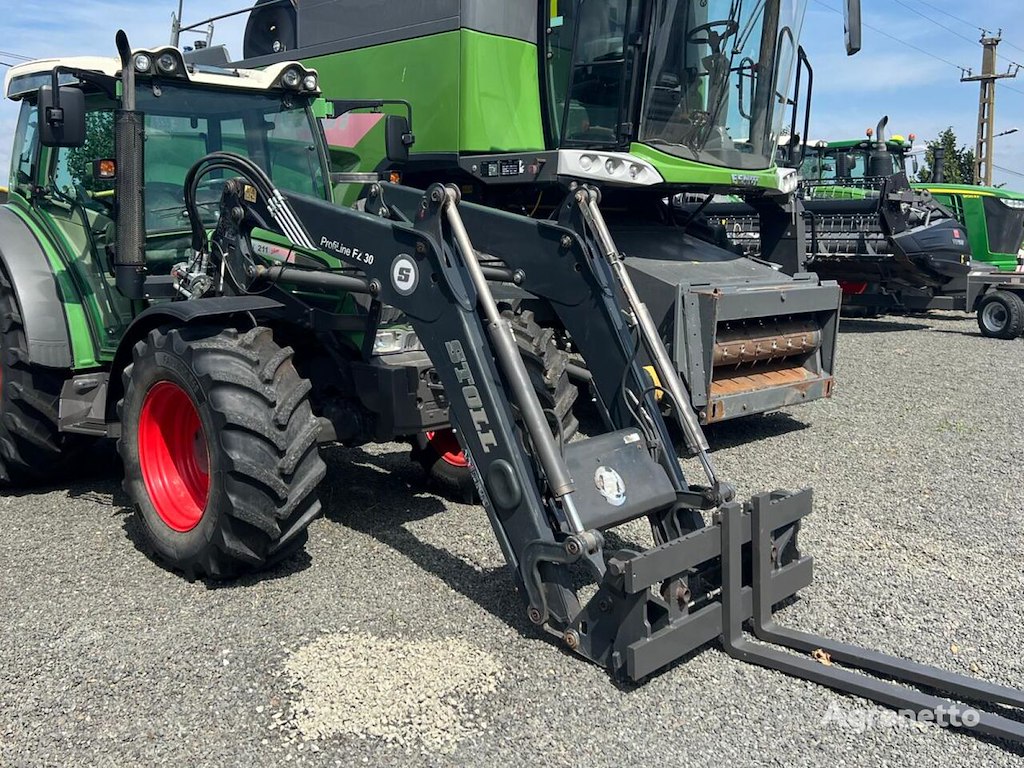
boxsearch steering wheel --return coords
[687,20,739,54]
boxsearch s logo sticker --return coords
[391,255,419,296]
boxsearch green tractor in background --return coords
[805,128,1024,273]
[202,0,868,459]
[799,125,1024,337]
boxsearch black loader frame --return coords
[193,150,1024,741]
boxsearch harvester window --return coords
[639,0,807,171]
[546,0,640,145]
[983,196,1024,256]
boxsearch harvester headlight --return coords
[578,154,595,171]
[133,53,153,73]
[604,158,619,175]
[999,198,1024,210]
[281,68,302,89]
[776,168,799,195]
[302,74,318,91]
[629,164,643,181]
[156,52,179,75]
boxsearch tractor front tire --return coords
[0,270,86,485]
[118,325,326,579]
[977,290,1024,339]
[412,308,579,499]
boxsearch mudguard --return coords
[104,295,286,421]
[0,206,73,369]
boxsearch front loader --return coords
[4,32,1024,745]
[196,150,1024,740]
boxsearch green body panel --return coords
[629,143,781,190]
[917,183,1024,271]
[458,31,545,152]
[309,30,544,171]
[3,196,102,369]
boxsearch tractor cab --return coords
[4,49,330,358]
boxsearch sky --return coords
[1,0,1022,187]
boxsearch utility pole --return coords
[961,32,1020,186]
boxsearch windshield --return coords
[799,146,904,182]
[639,0,806,170]
[136,83,328,232]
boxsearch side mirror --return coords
[37,85,86,148]
[844,0,862,56]
[384,114,414,164]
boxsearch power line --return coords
[812,0,969,72]
[0,50,32,62]
[891,0,980,47]
[906,0,1024,61]
[902,0,980,31]
[992,164,1024,180]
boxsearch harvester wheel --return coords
[412,308,579,500]
[977,290,1024,339]
[118,325,326,579]
[0,270,87,485]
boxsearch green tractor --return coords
[0,36,467,573]
[214,0,868,441]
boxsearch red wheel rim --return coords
[138,381,210,532]
[838,280,869,296]
[425,430,469,468]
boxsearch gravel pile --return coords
[0,311,1021,766]
[283,632,502,753]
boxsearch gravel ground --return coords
[1,311,1022,767]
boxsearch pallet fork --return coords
[191,153,1024,743]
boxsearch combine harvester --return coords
[219,0,854,467]
[4,21,1024,745]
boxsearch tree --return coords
[917,127,977,184]
[66,111,115,192]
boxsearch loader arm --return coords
[189,154,1024,741]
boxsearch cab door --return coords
[33,100,131,362]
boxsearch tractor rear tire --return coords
[977,290,1024,339]
[0,270,86,485]
[118,325,326,579]
[412,308,578,499]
